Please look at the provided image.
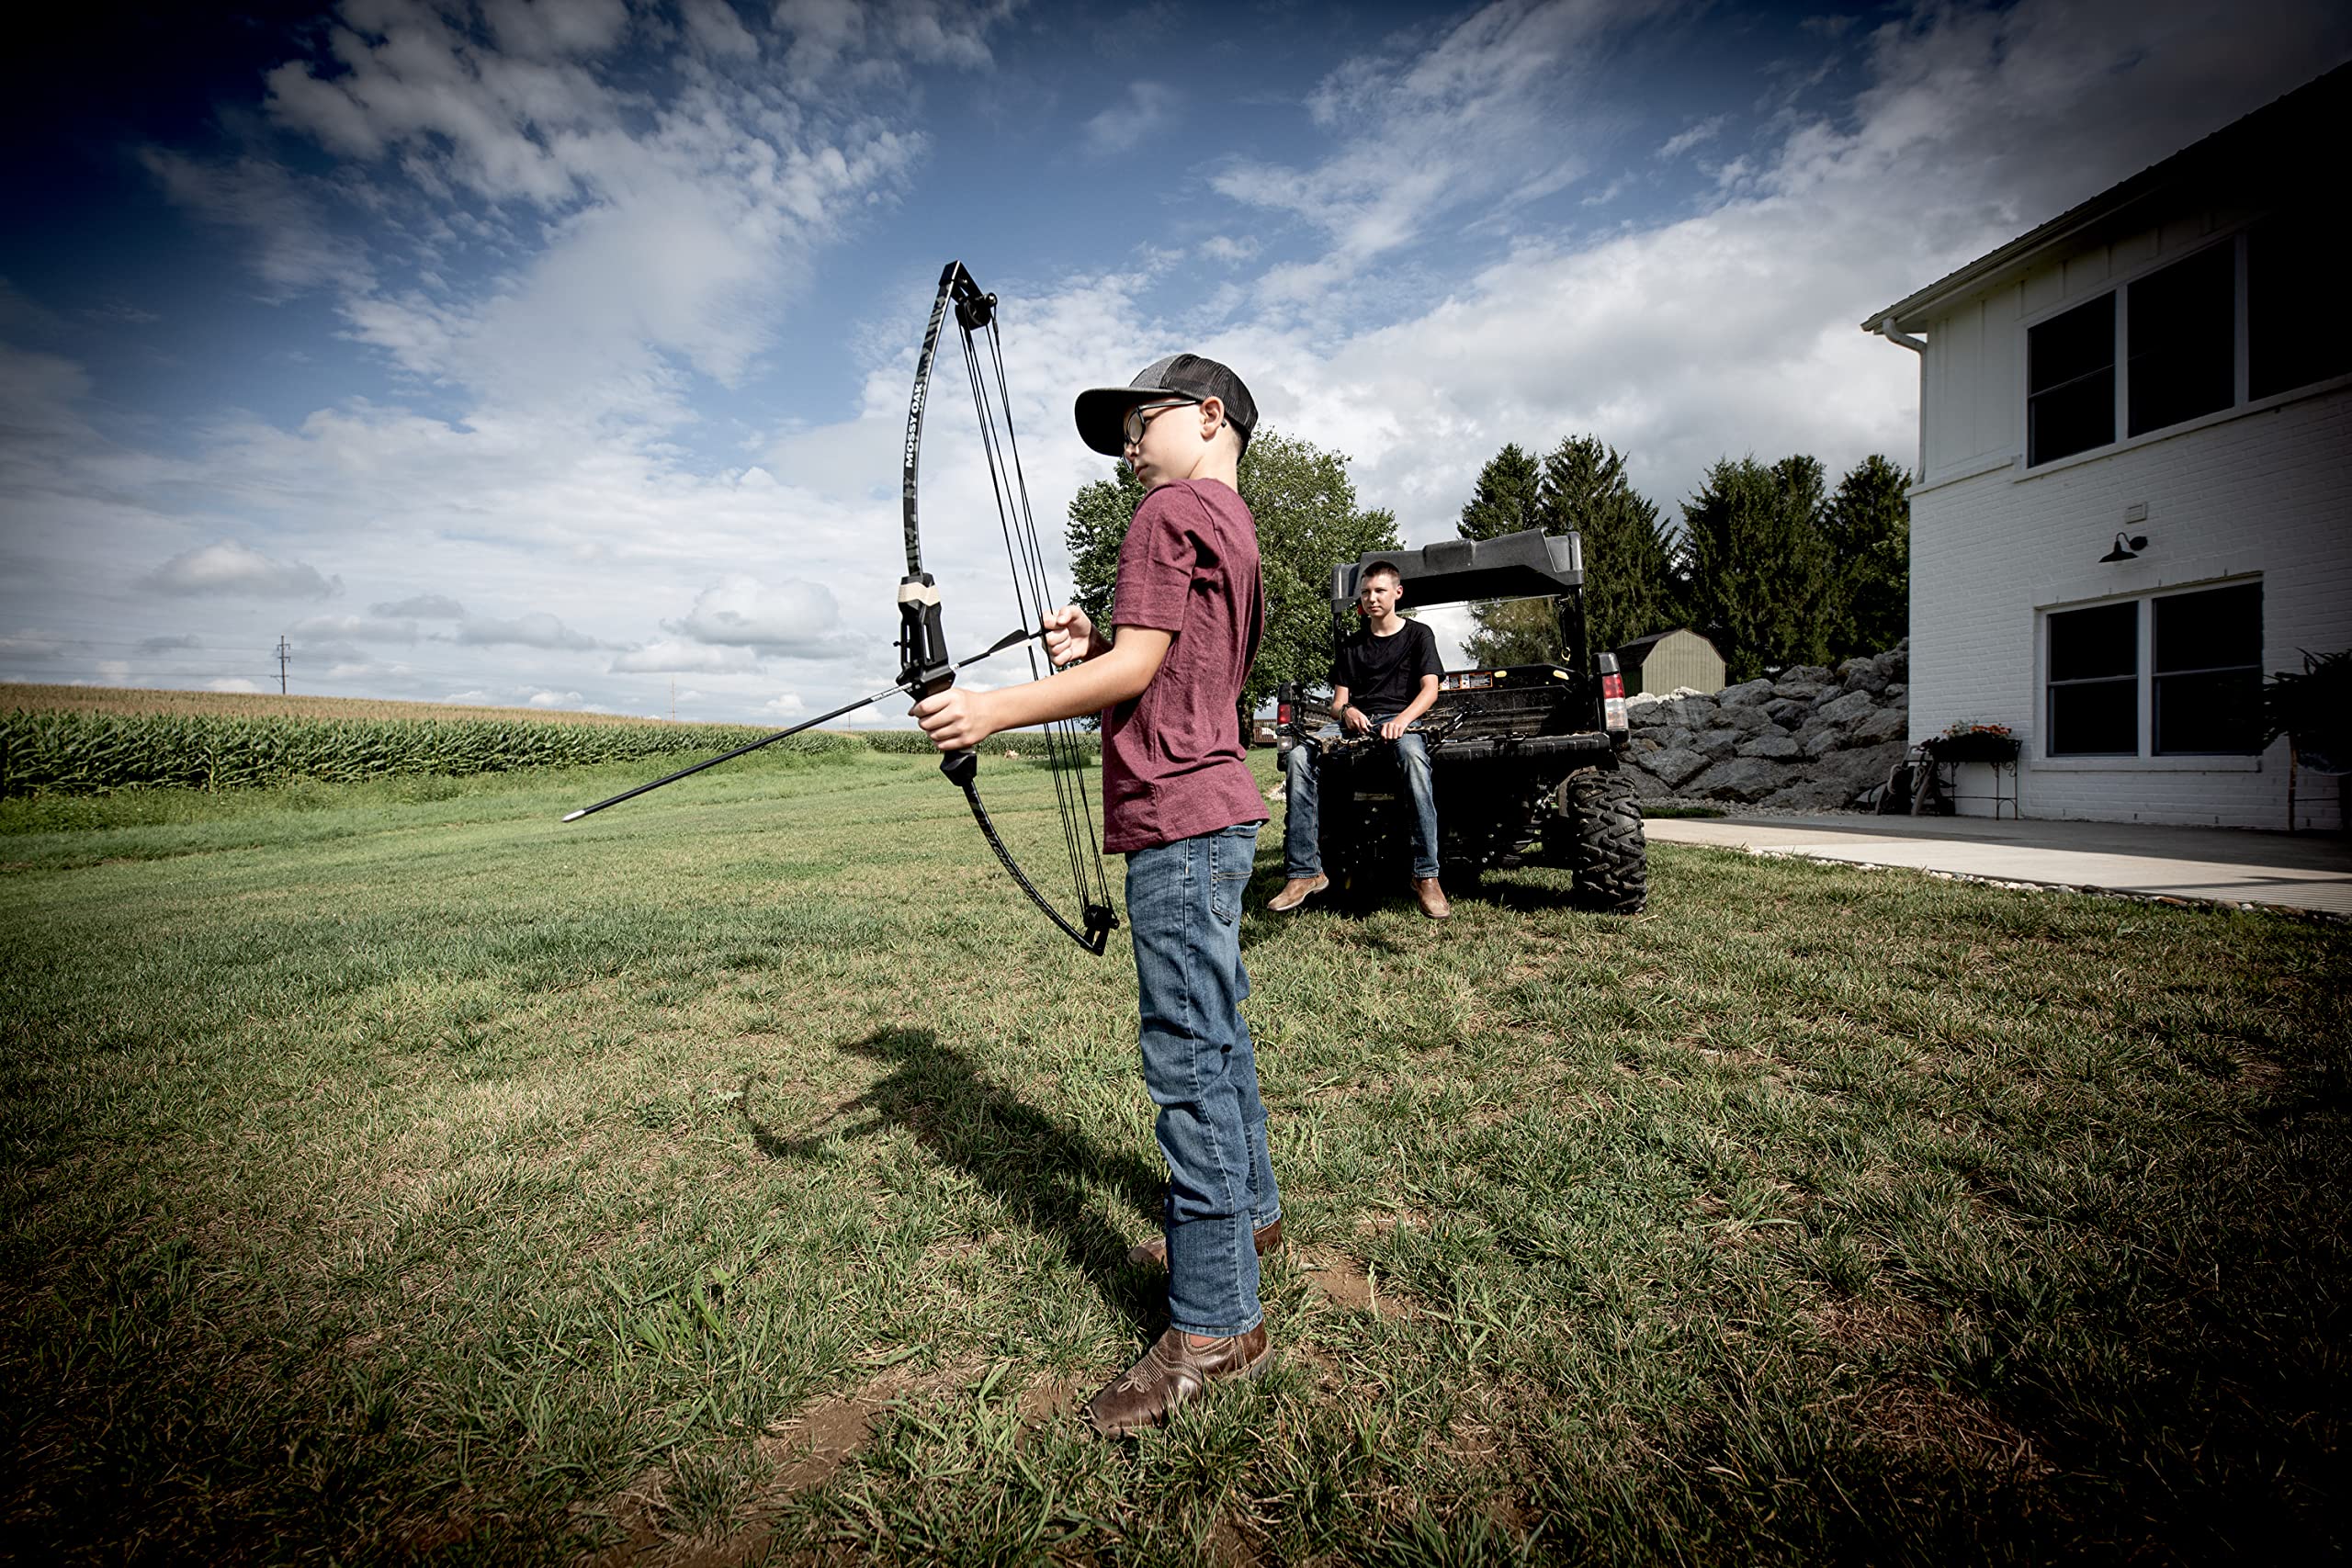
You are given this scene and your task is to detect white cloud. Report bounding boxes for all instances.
[1213,0,1611,303]
[372,593,466,619]
[208,677,264,693]
[141,152,371,297]
[143,541,343,600]
[453,611,598,649]
[1657,115,1725,159]
[292,612,419,644]
[1082,82,1179,156]
[524,687,587,707]
[243,0,943,428]
[0,629,66,660]
[668,573,845,652]
[609,638,762,673]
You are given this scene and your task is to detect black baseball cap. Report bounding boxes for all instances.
[1074,353,1258,457]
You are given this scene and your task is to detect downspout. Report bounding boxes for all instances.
[1872,314,1928,481]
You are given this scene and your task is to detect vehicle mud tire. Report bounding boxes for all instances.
[1551,766,1648,913]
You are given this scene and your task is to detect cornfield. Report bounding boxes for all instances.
[0,683,695,727]
[0,685,1102,795]
[0,709,848,796]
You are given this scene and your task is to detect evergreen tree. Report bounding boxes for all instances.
[1537,434,1679,656]
[1820,453,1911,659]
[1679,454,1834,682]
[1456,442,1543,540]
[1455,443,1556,665]
[1064,427,1400,716]
[1455,435,1680,667]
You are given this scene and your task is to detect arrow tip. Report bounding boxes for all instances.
[561,809,586,822]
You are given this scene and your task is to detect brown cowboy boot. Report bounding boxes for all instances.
[1085,1324,1272,1437]
[1413,876,1451,919]
[1267,874,1329,912]
[1125,1217,1283,1270]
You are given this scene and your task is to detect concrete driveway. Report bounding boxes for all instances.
[1641,811,2352,918]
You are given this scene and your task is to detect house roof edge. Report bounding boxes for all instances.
[1860,61,2350,334]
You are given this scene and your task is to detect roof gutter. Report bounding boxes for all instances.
[1871,316,1928,480]
[1871,315,1926,354]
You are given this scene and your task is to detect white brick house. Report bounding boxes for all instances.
[1864,65,2350,829]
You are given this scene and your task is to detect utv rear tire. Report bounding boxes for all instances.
[1553,767,1648,913]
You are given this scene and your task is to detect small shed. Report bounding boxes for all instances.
[1615,628,1724,696]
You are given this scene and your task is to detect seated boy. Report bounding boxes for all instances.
[1270,560,1449,918]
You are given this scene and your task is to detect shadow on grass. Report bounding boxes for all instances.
[741,1028,1168,1329]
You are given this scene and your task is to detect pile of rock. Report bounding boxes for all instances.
[1619,642,1911,811]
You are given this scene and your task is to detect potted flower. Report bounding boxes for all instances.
[1928,719,2019,764]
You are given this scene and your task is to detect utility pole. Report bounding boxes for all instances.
[670,678,675,722]
[276,636,291,694]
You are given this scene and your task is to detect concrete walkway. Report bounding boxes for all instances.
[1641,811,2352,918]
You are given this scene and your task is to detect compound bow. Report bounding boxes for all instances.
[897,261,1118,954]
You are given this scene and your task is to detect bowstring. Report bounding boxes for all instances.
[956,312,1115,925]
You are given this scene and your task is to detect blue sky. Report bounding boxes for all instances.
[2,0,2344,722]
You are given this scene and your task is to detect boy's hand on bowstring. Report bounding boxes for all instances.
[913,686,998,752]
[1041,604,1102,667]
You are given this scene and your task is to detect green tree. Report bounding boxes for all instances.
[1820,453,1910,660]
[1679,454,1834,682]
[1063,427,1400,717]
[1536,435,1679,656]
[1456,442,1542,540]
[1456,443,1558,666]
[1453,435,1680,668]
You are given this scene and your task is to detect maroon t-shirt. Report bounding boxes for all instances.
[1101,479,1267,853]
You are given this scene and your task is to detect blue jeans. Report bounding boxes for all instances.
[1125,820,1280,1338]
[1283,717,1441,881]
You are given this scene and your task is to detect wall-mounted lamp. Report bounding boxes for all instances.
[2098,532,2148,563]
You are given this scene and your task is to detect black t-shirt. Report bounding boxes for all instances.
[1334,619,1443,715]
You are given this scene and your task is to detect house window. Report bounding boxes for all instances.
[2249,212,2352,400]
[2026,218,2351,468]
[2046,600,2138,755]
[2127,244,2235,436]
[2028,295,2115,466]
[2043,581,2264,758]
[2153,582,2264,754]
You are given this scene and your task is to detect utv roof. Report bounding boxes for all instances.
[1329,528,1583,615]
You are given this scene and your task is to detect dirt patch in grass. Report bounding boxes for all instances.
[591,1362,978,1566]
[1857,1381,2052,1480]
[1808,1295,1935,1353]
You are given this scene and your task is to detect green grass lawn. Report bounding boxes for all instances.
[2,748,2346,1564]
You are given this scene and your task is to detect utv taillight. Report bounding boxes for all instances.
[1598,655,1628,734]
[1276,701,1292,726]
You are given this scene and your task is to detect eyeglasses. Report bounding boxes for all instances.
[1122,398,1200,446]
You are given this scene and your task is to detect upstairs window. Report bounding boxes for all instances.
[2128,244,2234,435]
[2249,211,2352,400]
[2026,220,2350,468]
[2028,295,2115,466]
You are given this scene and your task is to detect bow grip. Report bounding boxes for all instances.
[898,571,977,786]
